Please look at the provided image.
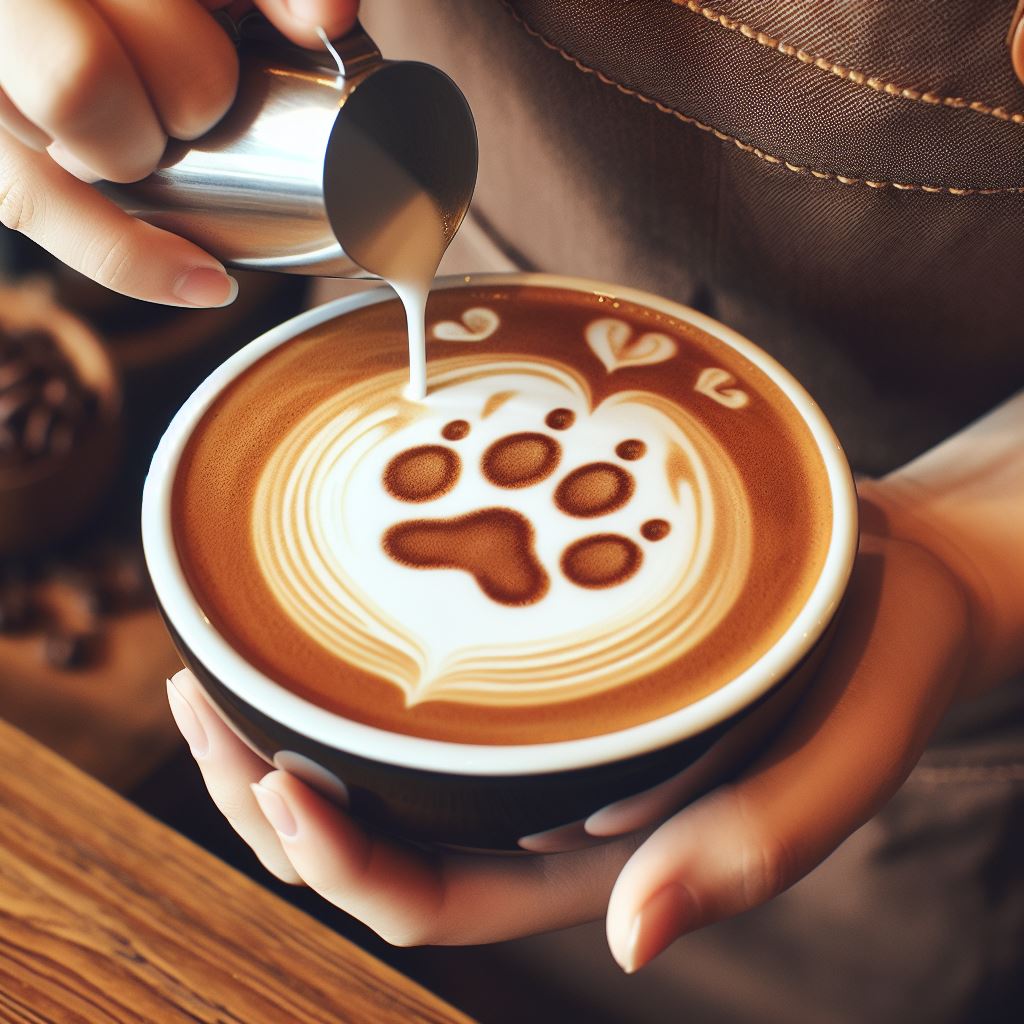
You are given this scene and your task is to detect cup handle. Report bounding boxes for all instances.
[326,21,383,78]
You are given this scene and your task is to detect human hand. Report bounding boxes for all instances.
[1010,1,1024,83]
[0,0,359,306]
[166,480,978,972]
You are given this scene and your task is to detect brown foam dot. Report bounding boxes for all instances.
[441,419,470,441]
[641,519,671,541]
[554,463,634,518]
[383,508,549,606]
[482,432,561,489]
[561,534,642,589]
[383,445,459,503]
[615,439,647,461]
[545,408,575,430]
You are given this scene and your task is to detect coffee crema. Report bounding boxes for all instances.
[172,285,833,743]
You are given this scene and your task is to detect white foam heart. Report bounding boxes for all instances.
[695,367,749,409]
[431,306,500,342]
[585,317,678,373]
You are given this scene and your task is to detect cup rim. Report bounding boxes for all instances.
[143,273,858,776]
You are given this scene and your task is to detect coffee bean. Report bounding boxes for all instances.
[43,627,94,670]
[41,375,70,407]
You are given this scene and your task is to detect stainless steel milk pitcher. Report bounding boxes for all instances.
[96,13,478,278]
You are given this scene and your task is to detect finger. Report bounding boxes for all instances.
[0,133,237,306]
[47,141,101,183]
[255,768,641,947]
[1012,2,1024,85]
[253,0,360,48]
[0,0,164,182]
[166,670,302,884]
[606,537,969,973]
[0,88,49,150]
[90,0,238,141]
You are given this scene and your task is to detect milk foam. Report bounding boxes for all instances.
[327,123,449,401]
[252,331,755,709]
[351,186,447,401]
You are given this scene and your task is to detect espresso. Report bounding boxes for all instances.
[172,285,833,744]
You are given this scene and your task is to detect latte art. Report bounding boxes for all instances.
[252,352,752,708]
[173,284,833,743]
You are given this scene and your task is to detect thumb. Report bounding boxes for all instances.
[252,1,360,47]
[605,537,968,973]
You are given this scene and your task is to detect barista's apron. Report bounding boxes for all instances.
[364,3,1024,1020]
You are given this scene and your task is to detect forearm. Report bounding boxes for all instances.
[880,390,1024,694]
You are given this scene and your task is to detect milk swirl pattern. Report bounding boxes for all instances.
[251,308,754,709]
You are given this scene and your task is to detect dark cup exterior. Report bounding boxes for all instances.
[163,609,837,852]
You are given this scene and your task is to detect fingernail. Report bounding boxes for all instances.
[166,677,209,758]
[252,782,298,838]
[172,268,238,308]
[285,0,325,23]
[47,142,100,183]
[622,883,693,974]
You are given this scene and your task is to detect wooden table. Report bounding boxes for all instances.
[0,718,474,1024]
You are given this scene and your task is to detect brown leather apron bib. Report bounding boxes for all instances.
[365,0,1024,476]
[360,6,1024,1019]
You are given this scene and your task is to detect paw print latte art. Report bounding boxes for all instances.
[173,286,833,743]
[383,421,667,601]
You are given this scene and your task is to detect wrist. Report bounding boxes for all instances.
[859,476,1022,696]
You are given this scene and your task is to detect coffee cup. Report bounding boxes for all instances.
[143,274,857,853]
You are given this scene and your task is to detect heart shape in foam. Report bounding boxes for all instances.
[585,317,678,374]
[431,307,500,342]
[695,367,749,409]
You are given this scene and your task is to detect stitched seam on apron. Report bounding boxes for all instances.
[500,0,1024,195]
[675,0,1024,127]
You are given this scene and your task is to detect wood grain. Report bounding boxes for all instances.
[0,718,474,1024]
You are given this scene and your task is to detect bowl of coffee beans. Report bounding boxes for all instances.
[0,282,120,554]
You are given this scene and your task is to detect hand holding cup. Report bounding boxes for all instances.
[167,480,973,969]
